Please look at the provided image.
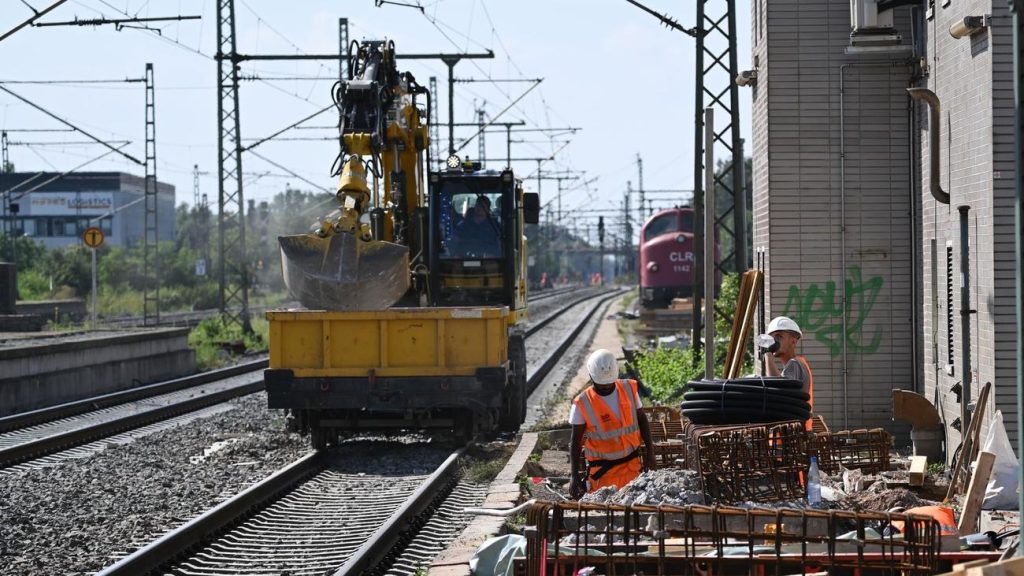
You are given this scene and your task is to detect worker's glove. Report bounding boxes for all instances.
[757,334,780,355]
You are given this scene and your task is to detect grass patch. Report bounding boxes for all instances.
[462,443,516,484]
[188,316,270,371]
[632,347,702,404]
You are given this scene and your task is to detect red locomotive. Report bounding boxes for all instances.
[639,207,717,308]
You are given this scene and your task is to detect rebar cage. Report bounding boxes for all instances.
[522,501,940,576]
[810,428,892,476]
[695,421,809,503]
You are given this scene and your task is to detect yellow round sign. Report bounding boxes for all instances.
[82,226,105,248]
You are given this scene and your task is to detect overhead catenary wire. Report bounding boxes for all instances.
[0,84,143,165]
[7,143,130,200]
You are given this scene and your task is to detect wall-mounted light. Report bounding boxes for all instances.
[735,69,758,87]
[949,15,988,39]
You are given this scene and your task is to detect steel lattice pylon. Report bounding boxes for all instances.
[1,130,9,243]
[215,0,251,332]
[692,0,747,353]
[338,17,349,80]
[143,63,160,325]
[429,76,441,169]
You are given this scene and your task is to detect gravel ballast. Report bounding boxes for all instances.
[0,392,309,576]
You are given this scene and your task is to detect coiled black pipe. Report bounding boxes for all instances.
[680,377,811,425]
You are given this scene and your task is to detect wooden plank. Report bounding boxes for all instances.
[909,455,928,486]
[965,557,1024,576]
[958,451,996,535]
[947,382,993,500]
[953,560,992,571]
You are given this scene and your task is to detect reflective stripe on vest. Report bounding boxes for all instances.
[574,379,643,462]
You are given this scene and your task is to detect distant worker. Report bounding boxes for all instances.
[569,349,655,499]
[762,316,814,429]
[452,195,501,257]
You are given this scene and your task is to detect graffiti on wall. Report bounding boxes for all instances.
[781,266,884,356]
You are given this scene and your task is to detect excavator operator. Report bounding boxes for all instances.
[451,195,501,258]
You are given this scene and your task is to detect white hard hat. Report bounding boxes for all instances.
[767,316,802,337]
[586,349,619,385]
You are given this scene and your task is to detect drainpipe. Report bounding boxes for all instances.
[839,65,851,430]
[907,88,951,204]
[1008,0,1022,544]
[909,85,920,393]
[958,205,973,439]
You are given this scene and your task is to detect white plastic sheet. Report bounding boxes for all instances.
[981,410,1020,510]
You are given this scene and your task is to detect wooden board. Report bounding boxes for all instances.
[958,451,996,535]
[909,455,928,487]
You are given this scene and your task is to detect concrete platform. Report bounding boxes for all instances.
[0,328,196,416]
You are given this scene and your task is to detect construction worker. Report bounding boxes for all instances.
[569,349,656,499]
[762,316,814,429]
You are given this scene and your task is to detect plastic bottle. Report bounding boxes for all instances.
[807,456,822,506]
[756,334,780,353]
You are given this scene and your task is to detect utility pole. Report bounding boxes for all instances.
[637,153,645,224]
[1,130,8,244]
[429,77,441,169]
[476,107,486,165]
[143,63,160,326]
[216,0,251,332]
[438,53,496,155]
[338,18,349,81]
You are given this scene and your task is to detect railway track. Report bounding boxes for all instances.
[94,287,624,576]
[0,288,615,472]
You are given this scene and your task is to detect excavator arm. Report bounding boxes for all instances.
[278,40,426,310]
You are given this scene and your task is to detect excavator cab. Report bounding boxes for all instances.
[428,162,539,309]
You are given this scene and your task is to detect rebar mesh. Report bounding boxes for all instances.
[809,428,892,475]
[523,501,940,576]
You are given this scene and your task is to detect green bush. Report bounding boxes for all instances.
[188,316,268,371]
[632,347,703,405]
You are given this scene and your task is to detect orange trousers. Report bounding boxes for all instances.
[587,458,642,492]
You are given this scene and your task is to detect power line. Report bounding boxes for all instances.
[0,84,143,165]
[0,0,68,43]
[33,14,202,28]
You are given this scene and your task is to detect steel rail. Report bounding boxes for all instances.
[94,450,325,576]
[333,448,466,576]
[0,377,264,468]
[0,358,267,433]
[92,288,621,575]
[526,289,624,391]
[346,289,624,576]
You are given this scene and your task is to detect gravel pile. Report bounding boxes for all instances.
[0,392,309,576]
[581,468,705,506]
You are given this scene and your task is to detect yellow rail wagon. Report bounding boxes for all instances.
[265,40,536,447]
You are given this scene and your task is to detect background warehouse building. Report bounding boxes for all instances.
[752,0,1021,453]
[0,171,175,249]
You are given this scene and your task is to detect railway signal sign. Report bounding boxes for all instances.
[82,226,105,249]
[82,226,103,329]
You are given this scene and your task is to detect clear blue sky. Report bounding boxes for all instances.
[1,0,751,236]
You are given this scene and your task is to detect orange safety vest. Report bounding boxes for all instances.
[573,379,644,492]
[891,505,958,536]
[796,356,814,430]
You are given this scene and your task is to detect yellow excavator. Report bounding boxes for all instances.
[265,40,540,447]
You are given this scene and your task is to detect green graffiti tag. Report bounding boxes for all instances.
[781,266,884,357]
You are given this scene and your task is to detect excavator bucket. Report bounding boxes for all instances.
[278,233,409,310]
